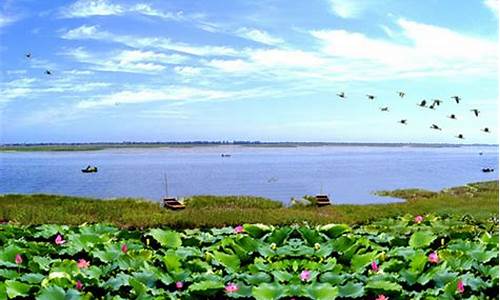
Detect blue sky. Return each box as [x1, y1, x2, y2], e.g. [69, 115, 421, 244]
[0, 0, 498, 143]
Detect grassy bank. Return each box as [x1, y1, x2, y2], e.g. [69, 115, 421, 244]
[0, 181, 497, 228]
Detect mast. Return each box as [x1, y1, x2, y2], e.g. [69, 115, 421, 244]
[164, 173, 168, 197]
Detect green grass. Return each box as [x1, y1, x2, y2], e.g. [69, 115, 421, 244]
[0, 181, 497, 228]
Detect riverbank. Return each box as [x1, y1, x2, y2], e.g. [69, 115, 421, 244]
[1, 142, 494, 152]
[0, 181, 497, 228]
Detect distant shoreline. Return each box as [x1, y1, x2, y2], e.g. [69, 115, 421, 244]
[0, 141, 498, 152]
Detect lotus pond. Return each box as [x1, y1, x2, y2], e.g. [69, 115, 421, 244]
[0, 214, 498, 299]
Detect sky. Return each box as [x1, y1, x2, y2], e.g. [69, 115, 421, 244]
[0, 0, 498, 144]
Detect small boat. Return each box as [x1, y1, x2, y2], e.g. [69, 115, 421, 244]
[162, 174, 185, 210]
[163, 197, 185, 210]
[81, 166, 98, 173]
[315, 194, 331, 207]
[221, 154, 232, 157]
[482, 168, 495, 173]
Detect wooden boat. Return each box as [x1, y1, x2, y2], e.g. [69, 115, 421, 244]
[482, 168, 494, 173]
[81, 166, 98, 173]
[163, 197, 185, 210]
[221, 154, 232, 157]
[162, 174, 185, 210]
[315, 194, 331, 207]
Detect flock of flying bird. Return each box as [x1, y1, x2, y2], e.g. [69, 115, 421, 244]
[25, 51, 492, 141]
[335, 91, 491, 140]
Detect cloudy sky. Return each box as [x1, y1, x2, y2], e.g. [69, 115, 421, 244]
[0, 0, 498, 143]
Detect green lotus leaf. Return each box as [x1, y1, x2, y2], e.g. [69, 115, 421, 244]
[298, 227, 323, 246]
[243, 272, 272, 285]
[5, 280, 32, 298]
[0, 245, 23, 267]
[351, 251, 378, 272]
[243, 224, 272, 239]
[252, 282, 285, 300]
[36, 285, 66, 300]
[129, 277, 148, 297]
[148, 229, 182, 249]
[409, 250, 428, 274]
[20, 273, 45, 284]
[409, 231, 436, 248]
[305, 283, 339, 300]
[272, 270, 294, 282]
[0, 269, 19, 280]
[103, 273, 130, 291]
[319, 272, 346, 285]
[163, 252, 182, 271]
[266, 227, 293, 245]
[33, 225, 69, 239]
[338, 282, 364, 298]
[365, 280, 402, 291]
[213, 251, 241, 273]
[188, 280, 224, 294]
[319, 224, 351, 238]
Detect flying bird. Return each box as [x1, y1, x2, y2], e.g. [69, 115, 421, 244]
[380, 107, 389, 112]
[470, 109, 480, 117]
[399, 119, 408, 125]
[366, 94, 375, 100]
[45, 70, 52, 75]
[398, 91, 405, 98]
[481, 127, 490, 133]
[448, 114, 457, 120]
[25, 52, 32, 59]
[432, 99, 443, 106]
[418, 100, 427, 107]
[337, 92, 346, 99]
[451, 96, 461, 104]
[456, 134, 465, 139]
[430, 124, 442, 130]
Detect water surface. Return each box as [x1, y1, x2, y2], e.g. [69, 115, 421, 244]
[0, 145, 497, 204]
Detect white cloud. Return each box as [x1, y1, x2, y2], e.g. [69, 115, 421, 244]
[328, 0, 366, 18]
[236, 27, 284, 45]
[76, 87, 236, 109]
[310, 18, 498, 78]
[61, 25, 240, 57]
[484, 0, 499, 17]
[61, 0, 123, 18]
[0, 13, 17, 29]
[131, 3, 183, 20]
[62, 47, 188, 73]
[174, 66, 202, 76]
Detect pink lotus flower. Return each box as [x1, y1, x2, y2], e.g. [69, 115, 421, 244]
[234, 225, 244, 234]
[77, 259, 90, 269]
[121, 244, 128, 253]
[299, 270, 311, 282]
[376, 295, 389, 300]
[428, 251, 439, 264]
[371, 261, 379, 272]
[176, 281, 183, 289]
[76, 280, 83, 290]
[457, 280, 465, 293]
[15, 254, 23, 265]
[415, 215, 424, 224]
[55, 234, 65, 245]
[225, 282, 239, 293]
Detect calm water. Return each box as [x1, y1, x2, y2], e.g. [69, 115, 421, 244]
[0, 145, 498, 204]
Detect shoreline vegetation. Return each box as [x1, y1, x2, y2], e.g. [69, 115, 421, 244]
[0, 181, 497, 228]
[1, 141, 498, 152]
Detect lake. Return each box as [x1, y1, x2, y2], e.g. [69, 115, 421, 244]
[0, 145, 498, 204]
